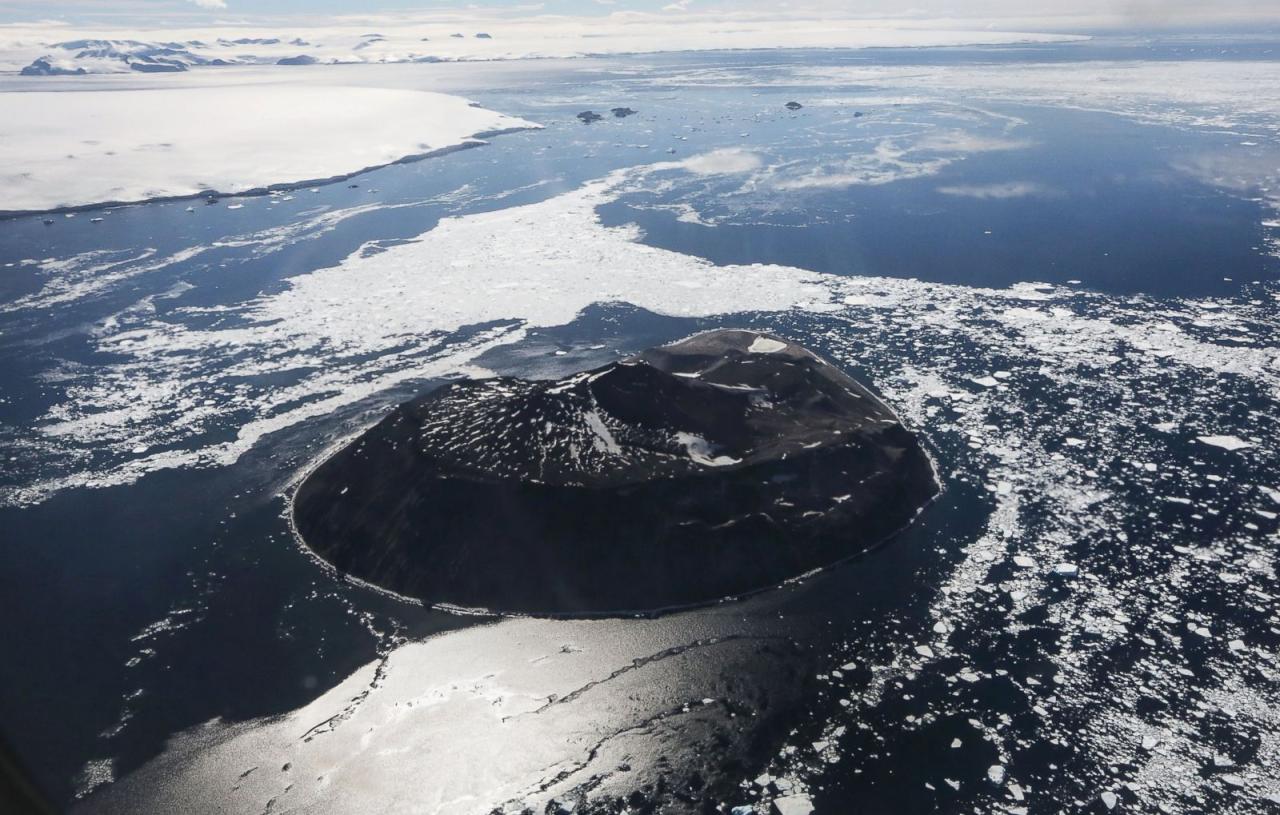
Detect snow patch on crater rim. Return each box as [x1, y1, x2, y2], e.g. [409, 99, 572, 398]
[748, 335, 789, 354]
[674, 431, 742, 467]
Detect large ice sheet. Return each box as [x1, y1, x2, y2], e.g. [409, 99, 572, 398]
[0, 83, 538, 213]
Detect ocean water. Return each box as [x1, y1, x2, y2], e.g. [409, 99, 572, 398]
[1, 39, 1278, 813]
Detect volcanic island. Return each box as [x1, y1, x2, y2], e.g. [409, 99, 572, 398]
[292, 330, 940, 615]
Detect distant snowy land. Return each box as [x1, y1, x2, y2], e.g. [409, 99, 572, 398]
[0, 15, 1084, 75]
[0, 84, 538, 213]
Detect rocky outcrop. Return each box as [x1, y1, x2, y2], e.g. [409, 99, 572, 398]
[19, 57, 86, 76]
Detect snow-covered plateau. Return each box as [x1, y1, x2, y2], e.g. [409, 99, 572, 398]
[0, 82, 539, 213]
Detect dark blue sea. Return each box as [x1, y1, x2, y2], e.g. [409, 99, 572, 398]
[1, 36, 1278, 814]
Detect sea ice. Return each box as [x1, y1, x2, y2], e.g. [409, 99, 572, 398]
[771, 795, 815, 815]
[1197, 435, 1253, 451]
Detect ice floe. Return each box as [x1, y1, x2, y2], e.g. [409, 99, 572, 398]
[1197, 435, 1254, 451]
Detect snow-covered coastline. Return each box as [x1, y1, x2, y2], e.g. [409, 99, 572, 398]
[0, 83, 539, 214]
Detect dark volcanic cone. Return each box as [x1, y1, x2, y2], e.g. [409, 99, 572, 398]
[292, 330, 940, 615]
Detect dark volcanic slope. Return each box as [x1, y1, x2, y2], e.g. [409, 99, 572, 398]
[293, 330, 940, 614]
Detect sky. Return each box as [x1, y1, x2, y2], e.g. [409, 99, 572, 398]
[0, 0, 1277, 31]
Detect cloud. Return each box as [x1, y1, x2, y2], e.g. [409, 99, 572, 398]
[772, 160, 945, 190]
[760, 128, 1035, 192]
[914, 131, 1033, 153]
[937, 181, 1058, 199]
[189, 0, 227, 8]
[679, 148, 763, 176]
[769, 139, 948, 190]
[1171, 151, 1279, 193]
[662, 0, 693, 11]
